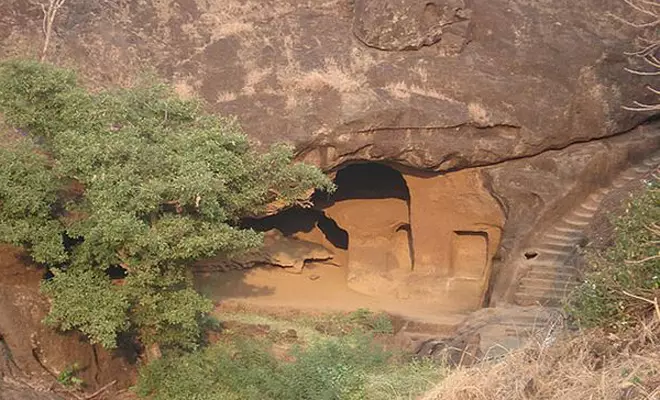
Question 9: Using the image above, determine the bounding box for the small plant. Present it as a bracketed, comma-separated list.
[348, 309, 394, 334]
[57, 362, 84, 388]
[567, 179, 660, 329]
[370, 313, 395, 334]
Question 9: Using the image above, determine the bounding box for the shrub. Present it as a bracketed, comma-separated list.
[136, 334, 396, 400]
[56, 362, 84, 388]
[347, 309, 394, 334]
[567, 179, 660, 329]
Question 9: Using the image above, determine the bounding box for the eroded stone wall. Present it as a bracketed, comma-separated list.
[315, 166, 504, 311]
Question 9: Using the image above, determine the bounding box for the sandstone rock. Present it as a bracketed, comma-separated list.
[415, 332, 482, 367]
[193, 229, 335, 274]
[0, 0, 654, 171]
[353, 0, 472, 52]
[0, 245, 136, 396]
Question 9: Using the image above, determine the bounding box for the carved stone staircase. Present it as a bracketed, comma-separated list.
[514, 153, 660, 307]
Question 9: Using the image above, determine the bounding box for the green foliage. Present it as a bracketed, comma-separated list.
[364, 358, 446, 400]
[313, 309, 395, 336]
[347, 309, 394, 334]
[0, 60, 333, 350]
[0, 134, 66, 264]
[136, 334, 398, 400]
[567, 180, 660, 329]
[56, 362, 84, 388]
[41, 268, 129, 349]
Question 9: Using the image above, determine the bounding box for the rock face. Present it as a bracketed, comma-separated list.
[0, 0, 659, 326]
[193, 229, 336, 273]
[0, 246, 136, 398]
[353, 0, 472, 52]
[0, 0, 655, 170]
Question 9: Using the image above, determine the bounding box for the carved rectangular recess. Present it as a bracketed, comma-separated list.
[450, 231, 488, 279]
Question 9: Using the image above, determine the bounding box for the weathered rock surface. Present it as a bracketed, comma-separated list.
[353, 0, 472, 52]
[193, 229, 336, 274]
[0, 246, 136, 398]
[0, 0, 655, 171]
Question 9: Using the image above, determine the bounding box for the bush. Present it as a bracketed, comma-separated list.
[136, 334, 392, 400]
[56, 362, 84, 389]
[567, 179, 660, 329]
[0, 60, 333, 351]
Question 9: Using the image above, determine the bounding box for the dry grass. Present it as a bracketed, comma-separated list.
[422, 319, 660, 400]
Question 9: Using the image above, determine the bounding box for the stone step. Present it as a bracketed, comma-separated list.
[561, 217, 591, 226]
[572, 208, 595, 218]
[524, 257, 569, 267]
[515, 293, 565, 307]
[553, 225, 584, 234]
[633, 165, 650, 173]
[520, 277, 580, 291]
[587, 191, 607, 203]
[543, 232, 582, 242]
[580, 201, 600, 212]
[458, 316, 553, 333]
[516, 284, 574, 297]
[526, 268, 580, 280]
[535, 247, 573, 257]
[515, 285, 574, 299]
[566, 211, 593, 222]
[643, 158, 660, 167]
[541, 241, 578, 250]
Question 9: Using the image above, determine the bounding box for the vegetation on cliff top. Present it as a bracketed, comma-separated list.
[0, 59, 333, 351]
[567, 179, 660, 329]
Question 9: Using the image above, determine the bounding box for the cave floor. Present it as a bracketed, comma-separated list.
[194, 262, 468, 329]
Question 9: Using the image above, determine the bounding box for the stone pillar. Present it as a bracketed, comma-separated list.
[324, 198, 412, 296]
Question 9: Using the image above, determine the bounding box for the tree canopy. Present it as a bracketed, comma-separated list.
[0, 60, 333, 351]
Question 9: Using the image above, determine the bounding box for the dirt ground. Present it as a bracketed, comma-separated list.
[194, 261, 467, 330]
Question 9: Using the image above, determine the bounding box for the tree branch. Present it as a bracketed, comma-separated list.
[40, 0, 67, 62]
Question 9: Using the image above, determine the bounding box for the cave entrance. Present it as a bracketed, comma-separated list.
[322, 162, 411, 203]
[244, 207, 348, 251]
[317, 163, 414, 296]
[194, 162, 506, 316]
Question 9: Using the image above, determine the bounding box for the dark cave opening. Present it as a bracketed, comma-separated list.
[318, 162, 411, 204]
[317, 162, 415, 270]
[243, 207, 349, 250]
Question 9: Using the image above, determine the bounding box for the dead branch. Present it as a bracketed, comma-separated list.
[84, 380, 117, 400]
[617, 0, 660, 112]
[624, 254, 660, 264]
[622, 290, 660, 321]
[40, 0, 67, 62]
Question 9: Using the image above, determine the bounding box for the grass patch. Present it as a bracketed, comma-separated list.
[219, 308, 394, 339]
[137, 310, 441, 400]
[136, 333, 443, 400]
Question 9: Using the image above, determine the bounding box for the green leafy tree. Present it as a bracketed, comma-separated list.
[0, 60, 333, 354]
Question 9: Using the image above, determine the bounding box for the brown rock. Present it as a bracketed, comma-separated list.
[0, 0, 654, 171]
[0, 245, 136, 395]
